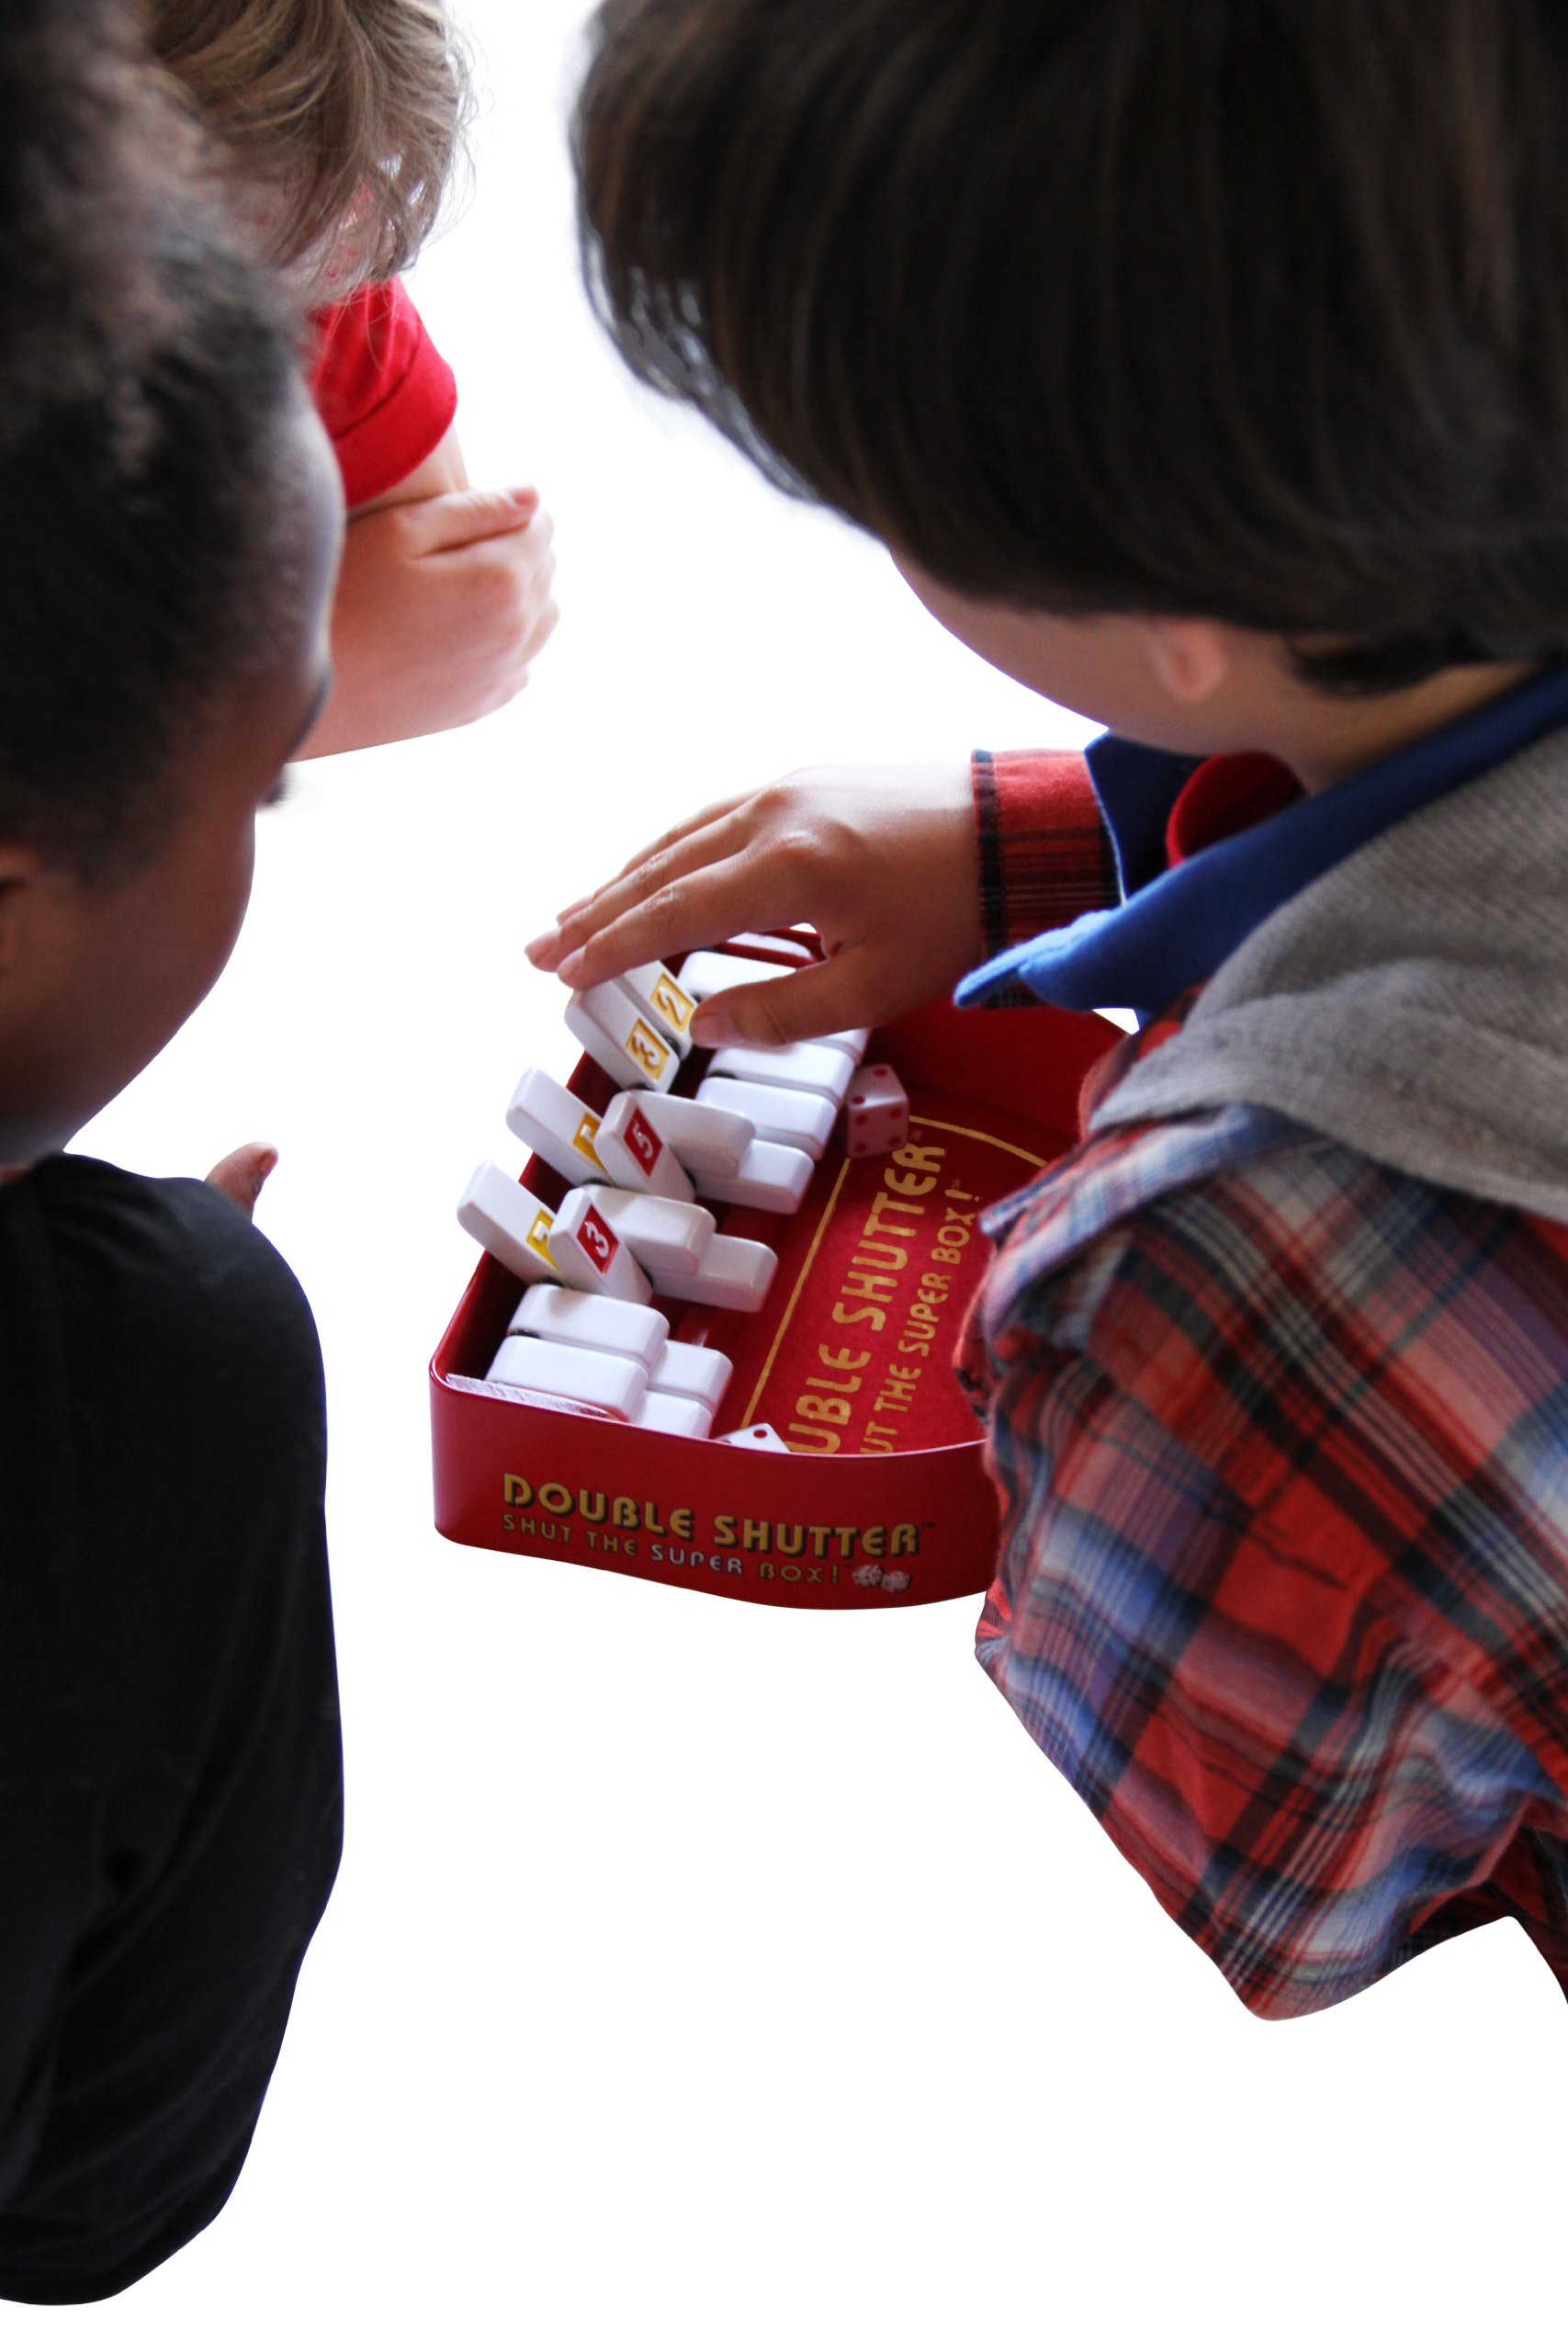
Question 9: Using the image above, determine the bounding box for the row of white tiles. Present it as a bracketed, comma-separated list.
[480, 1284, 790, 1446]
[457, 949, 896, 1441]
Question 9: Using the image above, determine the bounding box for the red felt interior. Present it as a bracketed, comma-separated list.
[692, 1085, 1071, 1454]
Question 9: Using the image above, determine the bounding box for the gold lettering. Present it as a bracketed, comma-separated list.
[787, 1423, 841, 1454]
[832, 1298, 886, 1332]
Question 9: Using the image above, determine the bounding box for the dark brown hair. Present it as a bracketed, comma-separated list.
[149, 0, 472, 289]
[576, 0, 1568, 691]
[0, 0, 311, 876]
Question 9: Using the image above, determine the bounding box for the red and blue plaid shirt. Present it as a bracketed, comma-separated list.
[959, 734, 1568, 2018]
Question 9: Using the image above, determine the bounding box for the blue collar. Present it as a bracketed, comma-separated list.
[955, 663, 1568, 1020]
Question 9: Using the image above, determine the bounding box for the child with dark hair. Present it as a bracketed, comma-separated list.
[0, 0, 344, 2300]
[152, 0, 558, 755]
[535, 0, 1568, 2018]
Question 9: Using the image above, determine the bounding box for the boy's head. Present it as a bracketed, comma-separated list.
[149, 0, 472, 297]
[575, 0, 1568, 726]
[0, 0, 343, 1167]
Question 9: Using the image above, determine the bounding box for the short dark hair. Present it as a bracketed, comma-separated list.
[0, 0, 311, 877]
[576, 0, 1568, 694]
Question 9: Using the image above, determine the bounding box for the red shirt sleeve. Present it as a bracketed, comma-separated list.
[971, 749, 1121, 961]
[309, 278, 458, 510]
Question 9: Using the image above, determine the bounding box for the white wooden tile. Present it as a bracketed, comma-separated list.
[649, 1340, 733, 1413]
[505, 1066, 612, 1188]
[694, 1138, 814, 1216]
[722, 932, 817, 966]
[672, 949, 798, 1001]
[815, 1025, 871, 1064]
[707, 1039, 855, 1105]
[509, 1285, 670, 1374]
[629, 1391, 715, 1440]
[618, 960, 697, 1051]
[618, 1090, 754, 1178]
[695, 1075, 836, 1160]
[456, 1161, 558, 1286]
[716, 1421, 792, 1452]
[651, 1231, 778, 1312]
[546, 1187, 654, 1303]
[577, 1186, 716, 1278]
[486, 1333, 647, 1419]
[565, 980, 679, 1092]
[593, 1091, 696, 1201]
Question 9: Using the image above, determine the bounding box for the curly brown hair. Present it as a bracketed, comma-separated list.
[149, 0, 473, 289]
[0, 0, 315, 876]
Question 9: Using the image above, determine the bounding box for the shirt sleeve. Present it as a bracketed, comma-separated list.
[308, 278, 458, 511]
[971, 749, 1121, 961]
[969, 1150, 1568, 2018]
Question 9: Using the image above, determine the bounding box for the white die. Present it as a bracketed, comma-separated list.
[716, 1422, 792, 1453]
[840, 1064, 910, 1159]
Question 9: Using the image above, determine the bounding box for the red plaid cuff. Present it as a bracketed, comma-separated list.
[971, 750, 1121, 961]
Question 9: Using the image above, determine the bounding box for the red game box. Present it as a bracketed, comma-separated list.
[430, 943, 1115, 1610]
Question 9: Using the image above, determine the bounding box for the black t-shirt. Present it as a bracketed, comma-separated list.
[0, 1157, 341, 2303]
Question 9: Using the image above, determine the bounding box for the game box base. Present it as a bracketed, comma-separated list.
[431, 943, 1116, 1609]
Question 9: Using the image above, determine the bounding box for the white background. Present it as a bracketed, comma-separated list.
[17, 0, 1564, 2344]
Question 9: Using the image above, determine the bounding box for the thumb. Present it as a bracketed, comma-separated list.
[206, 1142, 278, 1218]
[403, 484, 540, 555]
[690, 953, 878, 1050]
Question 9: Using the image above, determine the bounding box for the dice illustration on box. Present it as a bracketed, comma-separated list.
[840, 1065, 909, 1159]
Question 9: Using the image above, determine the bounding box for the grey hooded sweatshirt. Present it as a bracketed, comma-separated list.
[1090, 718, 1568, 1217]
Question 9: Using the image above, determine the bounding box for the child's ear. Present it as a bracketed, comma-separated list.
[0, 844, 43, 976]
[1141, 617, 1233, 706]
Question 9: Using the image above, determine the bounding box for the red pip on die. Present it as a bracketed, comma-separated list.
[840, 1063, 909, 1159]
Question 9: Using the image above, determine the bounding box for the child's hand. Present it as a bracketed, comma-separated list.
[527, 764, 981, 1046]
[300, 486, 558, 757]
[206, 1142, 278, 1218]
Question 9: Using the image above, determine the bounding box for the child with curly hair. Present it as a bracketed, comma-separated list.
[153, 0, 558, 754]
